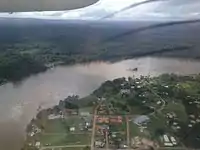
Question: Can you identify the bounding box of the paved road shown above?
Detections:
[105,131,109,150]
[41,146,200,150]
[40,144,88,150]
[42,132,91,135]
[94,148,200,150]
[158,147,200,150]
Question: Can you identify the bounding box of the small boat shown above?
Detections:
[127,67,138,72]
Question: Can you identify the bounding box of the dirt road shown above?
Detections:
[126,116,130,149]
[91,104,99,150]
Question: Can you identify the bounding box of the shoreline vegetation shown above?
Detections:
[1,48,200,86]
[23,74,200,150]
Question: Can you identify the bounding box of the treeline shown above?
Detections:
[1,19,200,84]
[0,52,46,84]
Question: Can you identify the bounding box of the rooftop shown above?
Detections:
[134,115,150,125]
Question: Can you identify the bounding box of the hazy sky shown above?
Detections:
[0,0,200,20]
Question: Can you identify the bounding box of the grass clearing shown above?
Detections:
[162,102,188,122]
[79,107,93,114]
[43,147,88,150]
[44,116,91,134]
[40,134,67,146]
[147,115,167,140]
[129,122,142,136]
[109,123,126,133]
[129,121,150,138]
[61,147,88,150]
[44,119,67,133]
[129,106,151,115]
[39,133,91,146]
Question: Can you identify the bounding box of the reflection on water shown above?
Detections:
[1,57,200,150]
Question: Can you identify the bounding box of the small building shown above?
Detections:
[131,86,135,89]
[71,111,78,115]
[163,135,173,147]
[86,122,90,127]
[188,124,193,128]
[157,101,162,105]
[35,142,40,148]
[194,100,200,104]
[170,137,177,145]
[190,120,196,124]
[120,89,131,95]
[28,143,32,146]
[164,143,173,147]
[112,132,117,138]
[164,85,169,88]
[80,112,90,116]
[163,135,170,143]
[196,119,200,123]
[120,144,128,148]
[132,136,142,148]
[48,114,63,120]
[69,127,75,132]
[95,141,105,148]
[189,115,195,118]
[102,97,106,101]
[134,115,150,126]
[30,132,35,137]
[166,113,176,119]
[88,128,92,131]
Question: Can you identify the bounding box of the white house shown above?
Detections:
[80,112,90,116]
[48,114,63,120]
[35,142,40,148]
[120,89,130,95]
[70,127,75,132]
[163,135,170,143]
[170,137,177,145]
[157,101,162,105]
[188,124,193,128]
[163,135,173,147]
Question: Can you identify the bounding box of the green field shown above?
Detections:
[44,119,67,133]
[39,133,91,146]
[129,106,152,115]
[162,102,188,122]
[38,116,92,147]
[43,147,88,150]
[147,114,168,140]
[44,116,92,134]
[39,134,67,146]
[79,107,93,113]
[129,121,150,137]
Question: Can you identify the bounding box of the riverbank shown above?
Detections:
[24,74,200,149]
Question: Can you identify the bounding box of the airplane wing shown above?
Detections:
[0,0,99,12]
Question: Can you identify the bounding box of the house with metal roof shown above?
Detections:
[133,115,150,125]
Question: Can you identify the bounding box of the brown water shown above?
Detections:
[1,57,200,150]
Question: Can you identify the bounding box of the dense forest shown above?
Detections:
[1,18,200,83]
[0,52,46,84]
